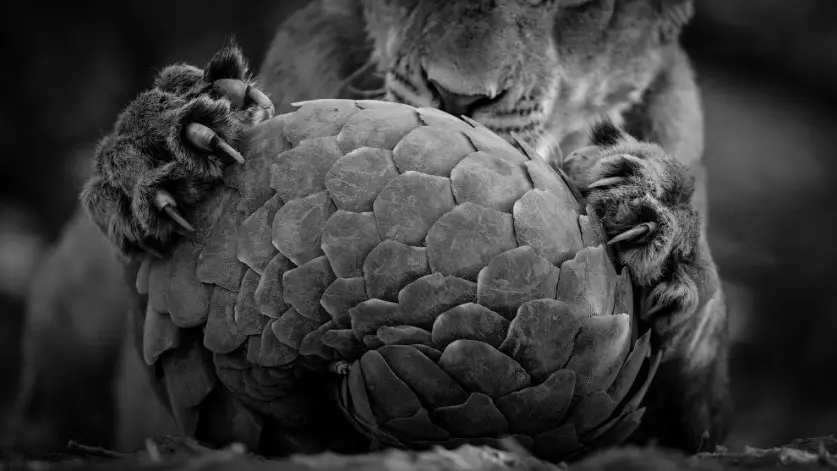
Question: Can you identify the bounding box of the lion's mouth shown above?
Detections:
[425,80,509,118]
[476,107,546,139]
[375,68,564,164]
[385,78,546,139]
[387,84,567,168]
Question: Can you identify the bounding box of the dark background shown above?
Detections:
[1,0,836,455]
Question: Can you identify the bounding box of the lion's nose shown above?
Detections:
[428,80,493,117]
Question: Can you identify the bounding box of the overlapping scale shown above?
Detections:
[426,203,517,280]
[431,303,508,350]
[235,269,268,336]
[125,99,656,461]
[270,136,343,202]
[392,126,475,176]
[253,253,291,318]
[336,107,422,153]
[496,369,576,435]
[236,116,289,213]
[499,299,582,383]
[194,191,246,291]
[450,151,532,212]
[282,255,335,322]
[237,194,282,275]
[374,172,456,245]
[513,189,583,265]
[325,147,399,212]
[203,287,245,354]
[321,211,380,278]
[476,247,561,320]
[556,246,618,318]
[363,240,429,301]
[167,242,212,328]
[271,190,335,266]
[320,277,367,327]
[142,304,179,365]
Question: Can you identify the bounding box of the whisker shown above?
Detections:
[339,58,383,98]
[346,84,387,98]
[339,59,376,88]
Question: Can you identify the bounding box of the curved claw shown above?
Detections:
[162,206,196,233]
[564,145,602,166]
[213,79,247,109]
[185,122,245,165]
[153,190,196,233]
[587,176,624,190]
[246,86,275,116]
[152,190,177,211]
[608,222,657,246]
[213,138,246,165]
[213,79,275,117]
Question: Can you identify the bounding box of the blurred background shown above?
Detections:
[0,0,836,457]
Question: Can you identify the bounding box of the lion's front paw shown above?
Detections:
[564,121,703,344]
[81,40,274,259]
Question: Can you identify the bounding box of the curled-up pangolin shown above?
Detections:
[80,43,679,461]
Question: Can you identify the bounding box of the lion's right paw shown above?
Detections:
[81,40,274,259]
[562,120,704,348]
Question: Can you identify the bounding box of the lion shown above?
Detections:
[12,0,730,456]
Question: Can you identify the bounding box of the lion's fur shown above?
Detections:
[13,0,729,455]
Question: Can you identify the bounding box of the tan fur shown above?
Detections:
[357,2,681,154]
